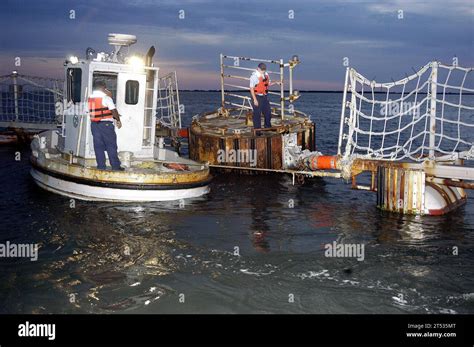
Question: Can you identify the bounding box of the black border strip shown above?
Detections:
[1,314,472,345]
[31,160,212,190]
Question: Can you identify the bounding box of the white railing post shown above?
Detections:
[280,59,284,119]
[289,62,293,96]
[220,54,225,109]
[12,71,20,122]
[429,61,438,160]
[174,71,182,128]
[338,67,350,156]
[344,70,357,157]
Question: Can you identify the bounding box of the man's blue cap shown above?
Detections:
[258,63,267,70]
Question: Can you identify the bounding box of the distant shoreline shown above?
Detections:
[181,90,474,95]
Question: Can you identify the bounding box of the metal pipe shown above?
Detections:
[269,101,284,107]
[337,67,350,156]
[75,114,84,157]
[222,64,280,75]
[225,101,252,110]
[429,62,438,159]
[209,163,342,178]
[352,158,474,181]
[220,53,225,108]
[223,101,296,116]
[224,86,278,96]
[280,59,284,120]
[222,55,281,64]
[426,176,474,189]
[371,170,376,191]
[224,92,251,100]
[75,86,88,156]
[224,74,250,81]
[174,71,182,128]
[289,63,293,96]
[223,83,249,90]
[267,91,281,96]
[345,71,358,156]
[12,71,19,122]
[226,99,281,108]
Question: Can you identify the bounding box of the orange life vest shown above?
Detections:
[88,97,113,122]
[254,72,269,95]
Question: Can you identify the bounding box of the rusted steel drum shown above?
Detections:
[189,107,315,173]
[376,165,467,216]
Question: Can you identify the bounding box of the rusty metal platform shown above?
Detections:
[189,107,315,172]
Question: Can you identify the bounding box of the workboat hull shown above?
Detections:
[31,167,210,201]
[30,131,211,202]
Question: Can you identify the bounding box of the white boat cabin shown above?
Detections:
[59,34,166,163]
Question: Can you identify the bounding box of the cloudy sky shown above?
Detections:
[0,0,472,90]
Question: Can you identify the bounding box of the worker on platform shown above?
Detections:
[88,80,124,171]
[249,63,280,135]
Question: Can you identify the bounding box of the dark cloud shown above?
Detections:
[0,0,472,89]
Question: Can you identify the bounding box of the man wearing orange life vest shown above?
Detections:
[249,63,280,134]
[88,80,124,171]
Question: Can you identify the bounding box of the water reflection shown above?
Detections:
[24,200,197,313]
[373,208,468,246]
[249,181,271,253]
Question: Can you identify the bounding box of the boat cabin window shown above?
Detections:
[125,80,139,105]
[92,73,117,100]
[67,68,82,103]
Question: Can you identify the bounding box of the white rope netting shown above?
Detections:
[338,62,474,162]
[0,74,63,127]
[156,71,181,129]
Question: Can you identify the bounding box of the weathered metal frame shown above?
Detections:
[219,54,299,120]
[349,158,474,192]
[209,163,341,180]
